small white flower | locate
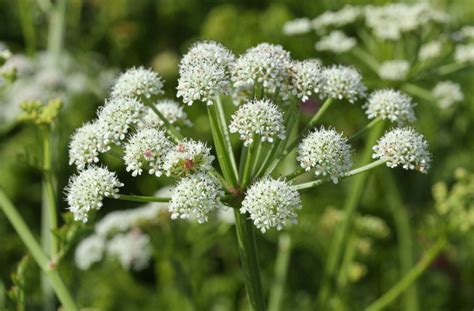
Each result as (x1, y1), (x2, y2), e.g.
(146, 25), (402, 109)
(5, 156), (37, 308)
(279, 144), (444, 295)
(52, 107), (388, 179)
(297, 127), (352, 183)
(140, 99), (192, 128)
(432, 81), (464, 109)
(320, 65), (366, 103)
(418, 40), (443, 61)
(123, 128), (173, 177)
(312, 5), (361, 31)
(364, 89), (416, 125)
(315, 31), (357, 54)
(241, 178), (302, 233)
(231, 43), (292, 97)
(378, 60), (410, 81)
(107, 229), (152, 271)
(68, 122), (110, 170)
(283, 18), (312, 35)
(169, 173), (224, 223)
(373, 127), (431, 173)
(289, 60), (322, 101)
(75, 235), (106, 270)
(454, 43), (474, 64)
(65, 166), (124, 222)
(110, 67), (164, 100)
(97, 97), (145, 144)
(163, 139), (215, 177)
(177, 41), (235, 105)
(229, 98), (286, 146)
(460, 25), (474, 39)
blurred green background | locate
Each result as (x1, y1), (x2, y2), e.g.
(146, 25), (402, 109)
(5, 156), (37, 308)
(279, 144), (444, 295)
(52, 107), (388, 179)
(1, 0), (474, 310)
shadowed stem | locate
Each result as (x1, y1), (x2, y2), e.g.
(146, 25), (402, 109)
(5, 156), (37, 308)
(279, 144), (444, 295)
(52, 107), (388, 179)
(0, 190), (78, 311)
(268, 233), (291, 311)
(349, 117), (382, 142)
(117, 194), (170, 203)
(365, 238), (447, 311)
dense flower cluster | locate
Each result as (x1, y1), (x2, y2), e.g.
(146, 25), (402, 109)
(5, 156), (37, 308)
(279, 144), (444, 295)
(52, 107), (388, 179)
(320, 65), (366, 103)
(432, 81), (464, 109)
(140, 99), (192, 128)
(111, 66), (164, 100)
(315, 31), (357, 54)
(289, 60), (322, 101)
(68, 122), (110, 169)
(163, 139), (215, 177)
(107, 229), (152, 271)
(364, 89), (416, 125)
(378, 60), (410, 81)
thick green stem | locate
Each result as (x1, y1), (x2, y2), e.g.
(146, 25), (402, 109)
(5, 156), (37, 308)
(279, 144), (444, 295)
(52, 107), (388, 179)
(268, 233), (291, 311)
(47, 0), (67, 62)
(233, 210), (266, 311)
(365, 238), (446, 311)
(384, 172), (419, 311)
(0, 190), (78, 311)
(241, 140), (256, 188)
(292, 159), (386, 191)
(316, 121), (385, 308)
(117, 194), (170, 203)
(42, 128), (58, 257)
(436, 62), (469, 76)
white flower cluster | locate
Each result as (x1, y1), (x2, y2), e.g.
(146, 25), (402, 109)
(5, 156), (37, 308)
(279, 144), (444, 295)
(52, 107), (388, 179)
(289, 60), (322, 101)
(140, 99), (192, 128)
(373, 127), (431, 173)
(315, 31), (357, 54)
(163, 139), (215, 177)
(68, 122), (110, 170)
(75, 235), (106, 270)
(297, 127), (352, 183)
(283, 18), (312, 35)
(364, 89), (416, 125)
(311, 5), (361, 32)
(320, 65), (366, 103)
(111, 66), (164, 100)
(241, 178), (302, 233)
(378, 60), (410, 81)
(364, 3), (448, 40)
(107, 229), (152, 271)
(169, 173), (224, 223)
(231, 43), (292, 97)
(460, 25), (474, 40)
(454, 43), (474, 64)
(432, 81), (464, 109)
(65, 166), (124, 222)
(177, 41), (235, 105)
(418, 40), (443, 61)
(123, 128), (172, 177)
(229, 99), (286, 146)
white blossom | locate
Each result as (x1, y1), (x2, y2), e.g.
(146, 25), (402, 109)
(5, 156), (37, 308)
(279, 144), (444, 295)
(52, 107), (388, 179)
(312, 5), (361, 32)
(373, 127), (431, 173)
(169, 173), (223, 223)
(68, 122), (110, 170)
(241, 178), (302, 233)
(289, 60), (322, 101)
(315, 31), (357, 53)
(74, 235), (106, 270)
(65, 166), (124, 222)
(363, 89), (416, 125)
(283, 18), (312, 35)
(454, 43), (474, 64)
(418, 40), (443, 61)
(378, 60), (410, 81)
(111, 67), (164, 100)
(297, 127), (352, 183)
(432, 81), (464, 109)
(163, 139), (215, 177)
(140, 99), (192, 128)
(107, 229), (152, 271)
(320, 65), (366, 103)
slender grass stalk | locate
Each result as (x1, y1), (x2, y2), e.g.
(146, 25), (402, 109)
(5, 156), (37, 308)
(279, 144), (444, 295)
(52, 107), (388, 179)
(148, 103), (184, 142)
(316, 121), (385, 308)
(365, 238), (446, 311)
(307, 98), (334, 128)
(268, 233), (291, 311)
(402, 83), (435, 103)
(17, 0), (37, 56)
(233, 210), (266, 311)
(336, 232), (357, 290)
(241, 139), (257, 188)
(47, 0), (67, 62)
(349, 117), (382, 142)
(117, 194), (171, 203)
(435, 63), (469, 76)
(0, 190), (78, 311)
(384, 172), (419, 311)
(292, 159), (386, 191)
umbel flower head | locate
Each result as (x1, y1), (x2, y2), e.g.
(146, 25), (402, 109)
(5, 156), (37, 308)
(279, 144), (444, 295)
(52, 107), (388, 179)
(68, 122), (110, 170)
(373, 127), (431, 173)
(241, 177), (302, 233)
(177, 41), (235, 105)
(378, 60), (409, 81)
(107, 229), (152, 271)
(315, 31), (357, 54)
(97, 97), (145, 144)
(282, 18), (312, 35)
(320, 65), (366, 103)
(123, 128), (172, 177)
(432, 81), (464, 109)
(297, 127), (352, 183)
(163, 139), (215, 177)
(65, 166), (124, 222)
(231, 43), (292, 96)
(140, 99), (192, 128)
(229, 98), (286, 146)
(75, 235), (106, 270)
(169, 173), (224, 223)
(364, 89), (416, 125)
(110, 67), (164, 100)
(289, 60), (322, 101)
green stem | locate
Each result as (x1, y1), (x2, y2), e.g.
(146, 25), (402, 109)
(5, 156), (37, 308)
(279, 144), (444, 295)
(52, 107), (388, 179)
(384, 172), (419, 311)
(47, 0), (67, 62)
(17, 0), (37, 56)
(268, 233), (291, 311)
(402, 83), (435, 103)
(365, 238), (447, 311)
(285, 168), (305, 181)
(308, 98), (334, 128)
(0, 190), (78, 311)
(436, 62), (469, 76)
(117, 194), (170, 203)
(349, 117), (382, 142)
(292, 159), (386, 191)
(149, 103), (183, 142)
(336, 233), (357, 290)
(241, 139), (257, 188)
(316, 121), (385, 308)
(233, 210), (266, 311)
(42, 128), (58, 257)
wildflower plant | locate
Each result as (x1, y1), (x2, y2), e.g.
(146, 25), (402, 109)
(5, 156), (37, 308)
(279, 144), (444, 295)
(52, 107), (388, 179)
(62, 40), (432, 311)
